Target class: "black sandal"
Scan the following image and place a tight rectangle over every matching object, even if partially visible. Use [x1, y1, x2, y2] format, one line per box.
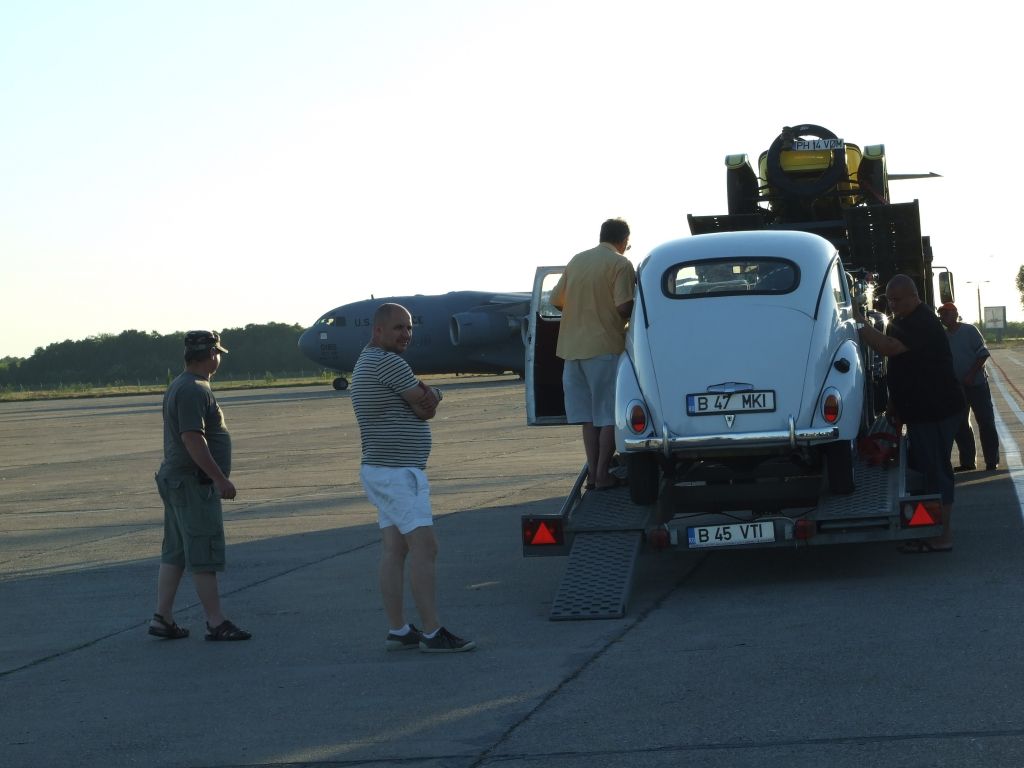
[148, 612, 189, 640]
[205, 619, 252, 642]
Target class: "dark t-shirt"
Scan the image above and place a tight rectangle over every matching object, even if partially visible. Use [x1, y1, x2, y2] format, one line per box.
[886, 303, 965, 424]
[158, 371, 232, 478]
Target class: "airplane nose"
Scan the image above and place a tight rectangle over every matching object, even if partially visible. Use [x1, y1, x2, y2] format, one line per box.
[297, 327, 320, 362]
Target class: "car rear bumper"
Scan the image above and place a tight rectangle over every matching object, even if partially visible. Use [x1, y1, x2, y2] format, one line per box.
[623, 418, 839, 455]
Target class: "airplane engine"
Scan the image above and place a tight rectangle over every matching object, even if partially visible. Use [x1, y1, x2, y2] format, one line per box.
[449, 312, 517, 347]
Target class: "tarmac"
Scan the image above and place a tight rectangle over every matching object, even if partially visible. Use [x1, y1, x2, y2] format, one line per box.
[3, 352, 1024, 768]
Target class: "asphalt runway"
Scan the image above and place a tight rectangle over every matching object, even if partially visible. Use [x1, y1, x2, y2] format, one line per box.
[2, 355, 1024, 768]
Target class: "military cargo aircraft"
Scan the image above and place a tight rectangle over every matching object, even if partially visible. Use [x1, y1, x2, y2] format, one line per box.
[297, 291, 530, 389]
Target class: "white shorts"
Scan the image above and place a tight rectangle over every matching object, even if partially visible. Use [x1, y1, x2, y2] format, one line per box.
[562, 354, 618, 427]
[359, 465, 433, 534]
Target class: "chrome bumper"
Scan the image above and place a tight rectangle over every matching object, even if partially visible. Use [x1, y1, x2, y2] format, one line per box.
[623, 417, 839, 456]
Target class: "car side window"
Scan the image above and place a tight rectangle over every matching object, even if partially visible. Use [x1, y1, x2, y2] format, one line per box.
[830, 262, 850, 306]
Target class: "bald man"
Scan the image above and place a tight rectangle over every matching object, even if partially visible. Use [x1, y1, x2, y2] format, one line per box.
[853, 275, 965, 552]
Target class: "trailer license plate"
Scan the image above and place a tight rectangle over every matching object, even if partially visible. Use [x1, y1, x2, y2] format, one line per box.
[687, 522, 775, 548]
[686, 391, 775, 415]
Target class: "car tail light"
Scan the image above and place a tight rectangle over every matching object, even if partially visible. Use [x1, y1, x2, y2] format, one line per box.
[628, 401, 648, 433]
[822, 388, 841, 423]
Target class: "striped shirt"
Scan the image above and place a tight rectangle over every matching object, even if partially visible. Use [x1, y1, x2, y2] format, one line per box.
[350, 345, 432, 469]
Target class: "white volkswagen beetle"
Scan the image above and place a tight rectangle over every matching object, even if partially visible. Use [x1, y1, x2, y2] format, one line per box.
[614, 229, 872, 511]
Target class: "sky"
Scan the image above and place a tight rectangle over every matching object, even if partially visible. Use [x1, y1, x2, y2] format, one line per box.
[2, 0, 1020, 359]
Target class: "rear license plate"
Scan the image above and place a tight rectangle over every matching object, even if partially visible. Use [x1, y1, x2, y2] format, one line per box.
[687, 521, 776, 548]
[686, 390, 775, 415]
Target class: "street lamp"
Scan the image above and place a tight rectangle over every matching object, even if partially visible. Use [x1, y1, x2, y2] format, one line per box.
[965, 280, 990, 327]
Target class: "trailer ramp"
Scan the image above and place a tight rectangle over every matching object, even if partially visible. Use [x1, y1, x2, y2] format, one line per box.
[549, 486, 652, 620]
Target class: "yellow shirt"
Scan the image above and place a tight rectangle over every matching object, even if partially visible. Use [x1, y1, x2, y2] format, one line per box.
[551, 243, 636, 360]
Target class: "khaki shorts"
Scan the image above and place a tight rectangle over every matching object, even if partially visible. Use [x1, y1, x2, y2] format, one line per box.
[156, 474, 226, 573]
[359, 465, 433, 534]
[562, 354, 619, 427]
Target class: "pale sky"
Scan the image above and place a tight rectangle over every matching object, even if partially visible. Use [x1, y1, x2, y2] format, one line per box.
[2, 0, 1019, 358]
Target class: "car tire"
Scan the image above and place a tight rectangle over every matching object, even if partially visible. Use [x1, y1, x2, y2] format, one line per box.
[625, 453, 660, 505]
[824, 440, 855, 495]
[332, 377, 349, 391]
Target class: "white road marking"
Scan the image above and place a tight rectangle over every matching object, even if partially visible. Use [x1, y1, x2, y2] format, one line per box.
[1004, 352, 1024, 367]
[986, 364, 1024, 523]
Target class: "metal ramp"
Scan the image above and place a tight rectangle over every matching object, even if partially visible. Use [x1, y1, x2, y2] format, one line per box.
[815, 456, 900, 520]
[549, 486, 652, 620]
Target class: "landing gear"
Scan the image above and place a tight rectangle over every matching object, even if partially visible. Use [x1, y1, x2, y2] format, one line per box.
[332, 377, 349, 391]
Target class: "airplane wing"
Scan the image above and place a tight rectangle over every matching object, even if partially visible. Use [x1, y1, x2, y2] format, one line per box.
[485, 292, 532, 304]
[888, 172, 942, 180]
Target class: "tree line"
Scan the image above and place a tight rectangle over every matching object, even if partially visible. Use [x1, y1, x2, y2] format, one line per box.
[0, 323, 320, 388]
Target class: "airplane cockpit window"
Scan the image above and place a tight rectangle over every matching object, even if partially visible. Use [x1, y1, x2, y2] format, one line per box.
[317, 316, 346, 327]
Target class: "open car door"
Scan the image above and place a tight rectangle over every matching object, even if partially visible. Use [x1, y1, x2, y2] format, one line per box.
[525, 267, 568, 425]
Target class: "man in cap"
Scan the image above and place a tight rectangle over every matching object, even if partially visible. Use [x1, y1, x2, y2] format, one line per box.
[148, 330, 251, 642]
[937, 302, 1000, 471]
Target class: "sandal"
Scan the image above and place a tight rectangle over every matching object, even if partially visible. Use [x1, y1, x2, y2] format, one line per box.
[148, 612, 189, 640]
[205, 619, 252, 642]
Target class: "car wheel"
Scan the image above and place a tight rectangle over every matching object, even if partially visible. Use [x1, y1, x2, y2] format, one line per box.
[625, 453, 660, 505]
[824, 440, 855, 495]
[332, 377, 349, 391]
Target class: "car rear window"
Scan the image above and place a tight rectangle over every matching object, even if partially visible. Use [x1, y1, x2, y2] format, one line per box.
[662, 257, 799, 297]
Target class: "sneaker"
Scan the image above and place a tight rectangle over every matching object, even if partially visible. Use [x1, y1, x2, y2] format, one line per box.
[385, 623, 422, 651]
[986, 462, 999, 471]
[954, 464, 976, 472]
[419, 626, 476, 653]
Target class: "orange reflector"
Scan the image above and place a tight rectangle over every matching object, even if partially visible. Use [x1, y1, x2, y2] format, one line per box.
[907, 501, 938, 527]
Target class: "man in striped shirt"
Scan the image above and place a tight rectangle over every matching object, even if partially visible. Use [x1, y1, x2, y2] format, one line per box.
[351, 303, 476, 653]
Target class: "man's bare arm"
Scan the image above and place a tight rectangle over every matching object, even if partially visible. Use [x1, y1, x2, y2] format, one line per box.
[853, 304, 907, 357]
[401, 381, 440, 420]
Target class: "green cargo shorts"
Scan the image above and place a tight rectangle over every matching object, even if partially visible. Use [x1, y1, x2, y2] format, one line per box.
[156, 473, 226, 573]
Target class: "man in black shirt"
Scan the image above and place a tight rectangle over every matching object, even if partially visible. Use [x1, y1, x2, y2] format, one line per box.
[854, 275, 965, 552]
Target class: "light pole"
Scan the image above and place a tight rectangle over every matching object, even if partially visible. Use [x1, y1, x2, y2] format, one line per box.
[965, 280, 990, 328]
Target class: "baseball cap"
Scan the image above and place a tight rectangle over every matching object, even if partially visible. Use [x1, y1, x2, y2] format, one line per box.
[937, 302, 958, 314]
[184, 330, 229, 354]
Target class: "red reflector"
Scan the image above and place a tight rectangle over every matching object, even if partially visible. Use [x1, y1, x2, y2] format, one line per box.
[907, 501, 938, 527]
[794, 519, 816, 540]
[646, 526, 670, 549]
[523, 519, 563, 546]
[531, 522, 557, 545]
